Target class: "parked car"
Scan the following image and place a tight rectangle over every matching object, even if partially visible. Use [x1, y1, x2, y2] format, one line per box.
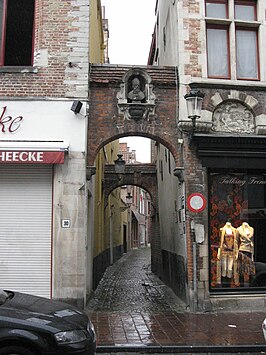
[262, 318, 266, 341]
[251, 262, 266, 287]
[0, 288, 96, 355]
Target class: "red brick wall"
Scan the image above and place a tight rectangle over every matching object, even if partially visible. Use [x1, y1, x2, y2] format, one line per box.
[88, 64, 181, 167]
[0, 0, 89, 98]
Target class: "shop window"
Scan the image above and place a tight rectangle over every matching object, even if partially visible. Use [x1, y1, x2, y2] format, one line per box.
[0, 0, 35, 66]
[206, 26, 230, 78]
[209, 171, 266, 291]
[205, 0, 228, 18]
[236, 28, 259, 80]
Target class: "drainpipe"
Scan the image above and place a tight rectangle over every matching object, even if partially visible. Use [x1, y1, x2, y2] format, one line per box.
[191, 219, 198, 312]
[192, 241, 198, 312]
[110, 205, 114, 265]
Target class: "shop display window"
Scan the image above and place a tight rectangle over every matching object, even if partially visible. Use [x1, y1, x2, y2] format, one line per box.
[209, 170, 266, 291]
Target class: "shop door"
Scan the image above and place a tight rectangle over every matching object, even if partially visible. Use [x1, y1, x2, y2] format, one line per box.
[0, 165, 52, 298]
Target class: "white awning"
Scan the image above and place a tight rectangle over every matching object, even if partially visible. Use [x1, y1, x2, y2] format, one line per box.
[0, 140, 69, 151]
[132, 210, 145, 225]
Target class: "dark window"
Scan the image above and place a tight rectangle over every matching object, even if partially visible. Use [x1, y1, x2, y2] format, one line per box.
[0, 0, 35, 66]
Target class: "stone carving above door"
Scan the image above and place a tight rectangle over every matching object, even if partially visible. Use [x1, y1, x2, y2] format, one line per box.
[117, 68, 156, 121]
[212, 101, 255, 134]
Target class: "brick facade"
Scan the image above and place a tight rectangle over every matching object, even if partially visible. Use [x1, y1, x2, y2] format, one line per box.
[0, 0, 89, 98]
[88, 64, 181, 167]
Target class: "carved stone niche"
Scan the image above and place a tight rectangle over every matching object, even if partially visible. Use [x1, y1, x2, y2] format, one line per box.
[211, 101, 255, 134]
[117, 68, 156, 121]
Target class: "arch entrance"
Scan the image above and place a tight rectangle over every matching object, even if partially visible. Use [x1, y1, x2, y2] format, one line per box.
[87, 65, 181, 172]
[103, 163, 157, 210]
[88, 65, 183, 298]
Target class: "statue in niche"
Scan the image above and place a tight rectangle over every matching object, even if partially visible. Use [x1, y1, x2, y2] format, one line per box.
[127, 77, 146, 103]
[212, 102, 255, 134]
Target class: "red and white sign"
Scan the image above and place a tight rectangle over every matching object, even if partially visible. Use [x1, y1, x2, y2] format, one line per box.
[187, 193, 207, 213]
[0, 151, 65, 164]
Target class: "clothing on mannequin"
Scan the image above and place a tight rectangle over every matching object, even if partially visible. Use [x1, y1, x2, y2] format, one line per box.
[217, 222, 238, 286]
[236, 222, 255, 286]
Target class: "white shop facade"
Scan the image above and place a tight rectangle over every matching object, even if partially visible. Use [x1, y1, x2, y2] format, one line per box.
[0, 100, 91, 306]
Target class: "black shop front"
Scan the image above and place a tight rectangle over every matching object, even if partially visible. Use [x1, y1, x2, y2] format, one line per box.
[195, 134, 266, 294]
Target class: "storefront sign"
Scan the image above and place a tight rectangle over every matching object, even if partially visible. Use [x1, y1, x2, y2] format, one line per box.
[187, 193, 207, 213]
[219, 176, 266, 186]
[0, 106, 23, 133]
[0, 151, 65, 164]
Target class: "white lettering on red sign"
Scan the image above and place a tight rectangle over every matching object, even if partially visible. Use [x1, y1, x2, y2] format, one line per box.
[0, 106, 23, 133]
[0, 151, 44, 162]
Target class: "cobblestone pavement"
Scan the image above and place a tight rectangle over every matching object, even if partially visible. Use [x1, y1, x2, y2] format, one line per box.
[87, 247, 186, 313]
[86, 247, 266, 353]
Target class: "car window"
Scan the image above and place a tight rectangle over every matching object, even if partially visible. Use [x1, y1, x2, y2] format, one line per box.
[0, 289, 9, 305]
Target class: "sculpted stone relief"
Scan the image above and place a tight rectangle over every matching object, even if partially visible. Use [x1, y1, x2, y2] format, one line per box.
[117, 69, 156, 121]
[212, 101, 255, 134]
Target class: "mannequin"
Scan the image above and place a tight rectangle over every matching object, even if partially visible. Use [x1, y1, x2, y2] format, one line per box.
[217, 221, 238, 286]
[236, 222, 255, 286]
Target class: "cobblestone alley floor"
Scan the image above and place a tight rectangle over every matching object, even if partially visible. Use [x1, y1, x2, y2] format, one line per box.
[86, 247, 266, 354]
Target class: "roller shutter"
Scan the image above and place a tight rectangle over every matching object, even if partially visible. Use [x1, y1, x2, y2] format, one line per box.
[0, 165, 52, 298]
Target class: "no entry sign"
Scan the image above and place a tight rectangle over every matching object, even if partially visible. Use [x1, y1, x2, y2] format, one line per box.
[187, 193, 206, 213]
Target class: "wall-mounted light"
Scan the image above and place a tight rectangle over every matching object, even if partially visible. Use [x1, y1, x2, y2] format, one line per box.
[184, 89, 204, 144]
[114, 154, 125, 175]
[126, 192, 133, 206]
[174, 167, 184, 183]
[70, 100, 83, 114]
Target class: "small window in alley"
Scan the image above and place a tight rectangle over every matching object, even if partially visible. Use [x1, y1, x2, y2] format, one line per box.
[0, 0, 35, 66]
[209, 170, 266, 292]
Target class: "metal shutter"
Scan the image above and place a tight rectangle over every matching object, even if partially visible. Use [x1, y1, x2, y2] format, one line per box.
[0, 165, 52, 298]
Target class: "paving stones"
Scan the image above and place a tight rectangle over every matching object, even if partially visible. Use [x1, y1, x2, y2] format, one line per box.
[86, 247, 186, 313]
[86, 247, 266, 353]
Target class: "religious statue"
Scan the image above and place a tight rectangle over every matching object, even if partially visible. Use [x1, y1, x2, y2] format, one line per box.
[127, 77, 145, 103]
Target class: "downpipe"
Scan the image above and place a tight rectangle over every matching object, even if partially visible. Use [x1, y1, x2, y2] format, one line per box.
[192, 240, 198, 312]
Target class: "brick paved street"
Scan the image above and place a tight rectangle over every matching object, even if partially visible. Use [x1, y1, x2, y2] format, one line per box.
[87, 247, 186, 313]
[86, 247, 266, 354]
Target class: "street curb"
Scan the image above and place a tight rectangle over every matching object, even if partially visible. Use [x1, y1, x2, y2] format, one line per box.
[96, 344, 266, 353]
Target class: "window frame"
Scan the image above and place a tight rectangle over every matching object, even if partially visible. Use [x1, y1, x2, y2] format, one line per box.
[0, 0, 7, 66]
[0, 0, 35, 67]
[205, 0, 260, 81]
[206, 24, 231, 79]
[235, 26, 260, 81]
[234, 0, 257, 21]
[205, 0, 228, 19]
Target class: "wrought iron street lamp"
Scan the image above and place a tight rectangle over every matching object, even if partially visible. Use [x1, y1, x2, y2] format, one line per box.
[184, 89, 204, 144]
[126, 192, 133, 207]
[114, 154, 126, 175]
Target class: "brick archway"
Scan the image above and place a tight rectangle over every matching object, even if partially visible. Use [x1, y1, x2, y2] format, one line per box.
[103, 163, 157, 210]
[88, 64, 181, 169]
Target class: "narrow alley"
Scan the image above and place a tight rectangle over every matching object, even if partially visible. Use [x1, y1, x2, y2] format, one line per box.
[86, 247, 186, 313]
[86, 248, 266, 354]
